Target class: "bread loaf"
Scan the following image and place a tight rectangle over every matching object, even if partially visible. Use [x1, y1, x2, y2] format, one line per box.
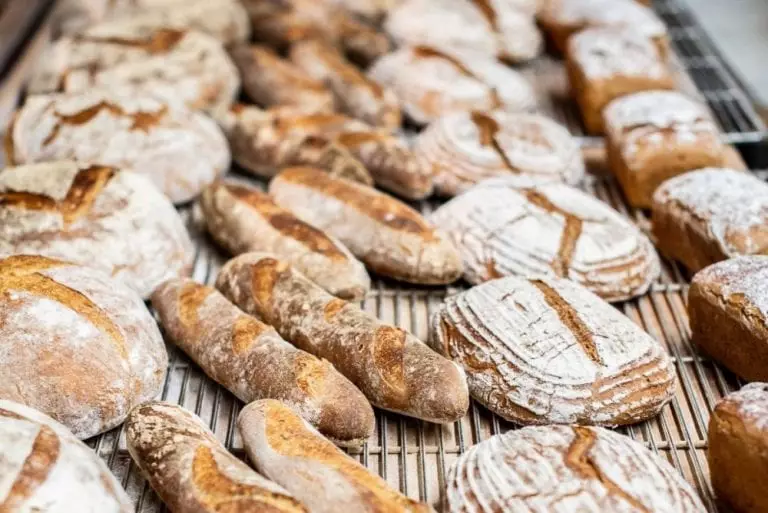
[269, 167, 462, 284]
[384, 0, 543, 63]
[368, 45, 536, 125]
[231, 45, 334, 114]
[414, 110, 584, 196]
[336, 15, 392, 66]
[200, 181, 370, 301]
[430, 276, 674, 425]
[0, 161, 193, 299]
[689, 256, 768, 382]
[225, 105, 373, 185]
[216, 253, 469, 423]
[0, 400, 133, 512]
[290, 40, 402, 132]
[709, 383, 768, 513]
[429, 180, 660, 301]
[444, 425, 706, 512]
[126, 401, 307, 513]
[152, 279, 374, 444]
[652, 168, 768, 272]
[28, 22, 239, 117]
[238, 400, 433, 513]
[6, 89, 230, 204]
[0, 255, 167, 438]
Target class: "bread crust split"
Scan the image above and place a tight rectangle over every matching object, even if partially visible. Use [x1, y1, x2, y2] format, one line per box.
[216, 253, 469, 423]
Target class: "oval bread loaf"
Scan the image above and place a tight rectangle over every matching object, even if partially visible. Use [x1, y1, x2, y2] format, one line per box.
[429, 179, 660, 301]
[0, 161, 194, 299]
[444, 425, 706, 512]
[216, 253, 469, 423]
[238, 400, 434, 513]
[269, 167, 462, 285]
[126, 401, 307, 513]
[6, 90, 230, 204]
[430, 276, 675, 425]
[152, 278, 374, 445]
[0, 400, 133, 512]
[0, 255, 168, 438]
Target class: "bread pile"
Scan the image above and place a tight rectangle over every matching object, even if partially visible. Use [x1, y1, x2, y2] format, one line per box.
[0, 0, 762, 510]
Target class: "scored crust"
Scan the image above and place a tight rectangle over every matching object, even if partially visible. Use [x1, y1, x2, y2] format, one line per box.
[430, 276, 674, 425]
[0, 161, 194, 299]
[0, 255, 167, 439]
[430, 180, 660, 301]
[444, 425, 706, 512]
[416, 110, 584, 196]
[368, 45, 536, 125]
[7, 90, 230, 204]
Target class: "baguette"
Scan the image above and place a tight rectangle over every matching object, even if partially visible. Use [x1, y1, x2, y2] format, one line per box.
[290, 40, 401, 132]
[216, 253, 469, 423]
[152, 279, 374, 445]
[238, 400, 434, 513]
[126, 401, 307, 513]
[200, 181, 370, 301]
[269, 167, 461, 284]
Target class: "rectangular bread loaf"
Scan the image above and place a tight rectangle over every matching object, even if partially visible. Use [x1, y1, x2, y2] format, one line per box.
[652, 168, 768, 272]
[689, 256, 768, 381]
[215, 253, 469, 423]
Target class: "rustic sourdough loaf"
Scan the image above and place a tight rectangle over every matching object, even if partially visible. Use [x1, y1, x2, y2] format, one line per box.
[652, 168, 768, 272]
[126, 401, 307, 513]
[430, 276, 675, 425]
[0, 255, 167, 438]
[28, 22, 239, 117]
[238, 400, 433, 513]
[216, 253, 469, 423]
[416, 110, 584, 197]
[6, 89, 230, 204]
[368, 45, 537, 126]
[0, 161, 193, 299]
[269, 167, 462, 285]
[200, 181, 370, 301]
[444, 425, 706, 512]
[689, 256, 768, 382]
[430, 180, 660, 301]
[152, 279, 374, 445]
[224, 105, 373, 185]
[0, 400, 133, 512]
[290, 40, 402, 132]
[709, 383, 768, 513]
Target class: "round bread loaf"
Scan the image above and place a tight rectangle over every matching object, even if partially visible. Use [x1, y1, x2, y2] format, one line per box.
[6, 90, 230, 204]
[444, 425, 706, 512]
[368, 45, 536, 125]
[415, 111, 584, 196]
[28, 21, 239, 117]
[0, 255, 168, 439]
[0, 400, 133, 512]
[0, 161, 193, 299]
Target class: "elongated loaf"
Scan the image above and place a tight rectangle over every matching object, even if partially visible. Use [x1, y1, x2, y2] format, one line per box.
[216, 253, 469, 423]
[0, 400, 132, 512]
[269, 167, 462, 285]
[200, 181, 370, 301]
[126, 401, 307, 513]
[238, 400, 434, 513]
[152, 278, 374, 444]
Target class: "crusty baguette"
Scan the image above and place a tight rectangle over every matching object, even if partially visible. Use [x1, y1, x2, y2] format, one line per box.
[290, 40, 401, 132]
[225, 105, 373, 185]
[216, 253, 469, 423]
[152, 279, 374, 445]
[230, 45, 334, 113]
[200, 181, 370, 301]
[238, 400, 434, 513]
[126, 401, 308, 513]
[269, 167, 462, 284]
